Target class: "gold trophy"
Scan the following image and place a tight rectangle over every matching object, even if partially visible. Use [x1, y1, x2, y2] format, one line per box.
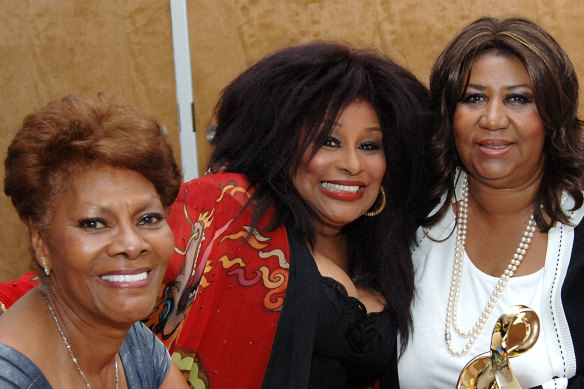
[456, 305, 540, 389]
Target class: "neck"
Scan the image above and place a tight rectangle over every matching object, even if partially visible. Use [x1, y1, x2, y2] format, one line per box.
[461, 172, 547, 277]
[465, 173, 540, 217]
[41, 289, 126, 375]
[312, 230, 349, 273]
[314, 221, 344, 238]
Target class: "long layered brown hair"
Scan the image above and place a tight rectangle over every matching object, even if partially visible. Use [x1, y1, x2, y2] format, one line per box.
[427, 17, 584, 230]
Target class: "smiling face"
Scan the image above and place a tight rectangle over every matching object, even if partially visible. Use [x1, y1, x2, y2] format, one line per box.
[453, 51, 546, 189]
[33, 164, 174, 326]
[293, 100, 386, 234]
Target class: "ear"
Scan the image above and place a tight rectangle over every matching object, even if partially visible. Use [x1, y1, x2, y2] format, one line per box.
[30, 224, 51, 271]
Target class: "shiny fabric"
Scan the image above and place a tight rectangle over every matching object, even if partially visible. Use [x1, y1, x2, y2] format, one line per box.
[0, 322, 170, 388]
[145, 173, 289, 388]
[119, 322, 171, 389]
[0, 343, 51, 388]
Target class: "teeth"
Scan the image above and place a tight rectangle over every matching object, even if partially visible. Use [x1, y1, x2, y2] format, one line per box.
[321, 182, 359, 193]
[101, 272, 147, 283]
[482, 144, 508, 149]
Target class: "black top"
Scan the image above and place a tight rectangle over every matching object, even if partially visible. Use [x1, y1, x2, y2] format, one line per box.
[310, 276, 397, 388]
[262, 228, 399, 388]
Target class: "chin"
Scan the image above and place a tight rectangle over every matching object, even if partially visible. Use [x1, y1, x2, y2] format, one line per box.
[108, 299, 156, 324]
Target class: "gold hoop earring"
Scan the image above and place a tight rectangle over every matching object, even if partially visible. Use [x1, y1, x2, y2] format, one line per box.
[365, 187, 386, 217]
[40, 256, 52, 277]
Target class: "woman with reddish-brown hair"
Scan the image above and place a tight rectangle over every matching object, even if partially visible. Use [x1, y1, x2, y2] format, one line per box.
[0, 94, 188, 389]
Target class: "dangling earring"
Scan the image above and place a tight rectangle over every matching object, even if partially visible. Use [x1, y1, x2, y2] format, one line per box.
[40, 256, 52, 277]
[365, 187, 387, 217]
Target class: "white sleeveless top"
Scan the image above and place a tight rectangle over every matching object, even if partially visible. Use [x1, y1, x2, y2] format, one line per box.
[398, 213, 554, 388]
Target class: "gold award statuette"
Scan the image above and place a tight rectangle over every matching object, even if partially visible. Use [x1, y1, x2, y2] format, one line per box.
[456, 305, 540, 389]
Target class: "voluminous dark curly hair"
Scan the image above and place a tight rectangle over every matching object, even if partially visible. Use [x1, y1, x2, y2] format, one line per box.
[427, 17, 584, 230]
[207, 41, 433, 350]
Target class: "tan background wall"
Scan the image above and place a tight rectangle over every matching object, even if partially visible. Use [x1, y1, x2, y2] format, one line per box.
[0, 1, 179, 281]
[2, 0, 584, 281]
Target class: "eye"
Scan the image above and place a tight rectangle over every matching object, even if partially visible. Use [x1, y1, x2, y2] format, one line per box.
[322, 136, 341, 148]
[505, 94, 533, 106]
[139, 213, 164, 226]
[359, 141, 382, 151]
[461, 93, 487, 105]
[79, 218, 107, 229]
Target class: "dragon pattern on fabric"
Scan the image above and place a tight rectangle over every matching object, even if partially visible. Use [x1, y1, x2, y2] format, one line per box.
[144, 173, 290, 388]
[0, 173, 291, 388]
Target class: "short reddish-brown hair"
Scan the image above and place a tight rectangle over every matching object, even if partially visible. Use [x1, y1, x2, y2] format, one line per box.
[4, 94, 182, 228]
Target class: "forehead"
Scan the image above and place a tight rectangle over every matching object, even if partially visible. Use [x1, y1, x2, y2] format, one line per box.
[467, 52, 531, 86]
[333, 100, 380, 127]
[51, 165, 158, 215]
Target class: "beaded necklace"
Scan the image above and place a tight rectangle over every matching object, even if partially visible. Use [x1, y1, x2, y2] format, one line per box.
[444, 176, 537, 356]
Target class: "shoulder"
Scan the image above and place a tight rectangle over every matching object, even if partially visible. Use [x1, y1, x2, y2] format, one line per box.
[562, 191, 584, 278]
[123, 322, 168, 353]
[412, 207, 456, 254]
[121, 322, 171, 388]
[0, 343, 50, 388]
[562, 190, 584, 227]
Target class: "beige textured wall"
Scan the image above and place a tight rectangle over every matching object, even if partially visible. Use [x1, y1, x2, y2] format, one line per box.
[2, 0, 584, 281]
[0, 1, 178, 281]
[187, 0, 584, 168]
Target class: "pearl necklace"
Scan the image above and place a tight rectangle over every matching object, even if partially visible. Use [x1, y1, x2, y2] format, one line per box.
[43, 293, 119, 389]
[444, 176, 537, 356]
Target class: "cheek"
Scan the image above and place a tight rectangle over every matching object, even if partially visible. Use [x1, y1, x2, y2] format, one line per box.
[524, 117, 546, 138]
[452, 117, 465, 140]
[452, 107, 473, 138]
[302, 153, 330, 175]
[293, 155, 327, 192]
[368, 157, 386, 184]
[155, 225, 176, 265]
[518, 113, 545, 150]
[48, 231, 95, 270]
[453, 120, 471, 156]
[527, 130, 546, 157]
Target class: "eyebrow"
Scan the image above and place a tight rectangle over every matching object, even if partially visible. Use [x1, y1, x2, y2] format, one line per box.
[467, 83, 534, 91]
[333, 121, 382, 130]
[81, 196, 161, 216]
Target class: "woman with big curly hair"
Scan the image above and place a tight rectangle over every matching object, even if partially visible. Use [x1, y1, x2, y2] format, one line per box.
[157, 41, 432, 388]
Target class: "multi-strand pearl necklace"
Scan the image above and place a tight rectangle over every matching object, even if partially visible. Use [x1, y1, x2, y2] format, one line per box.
[444, 176, 537, 356]
[43, 293, 119, 389]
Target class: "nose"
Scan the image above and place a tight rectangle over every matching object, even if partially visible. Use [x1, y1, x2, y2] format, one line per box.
[479, 100, 510, 131]
[338, 147, 364, 175]
[107, 223, 149, 260]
